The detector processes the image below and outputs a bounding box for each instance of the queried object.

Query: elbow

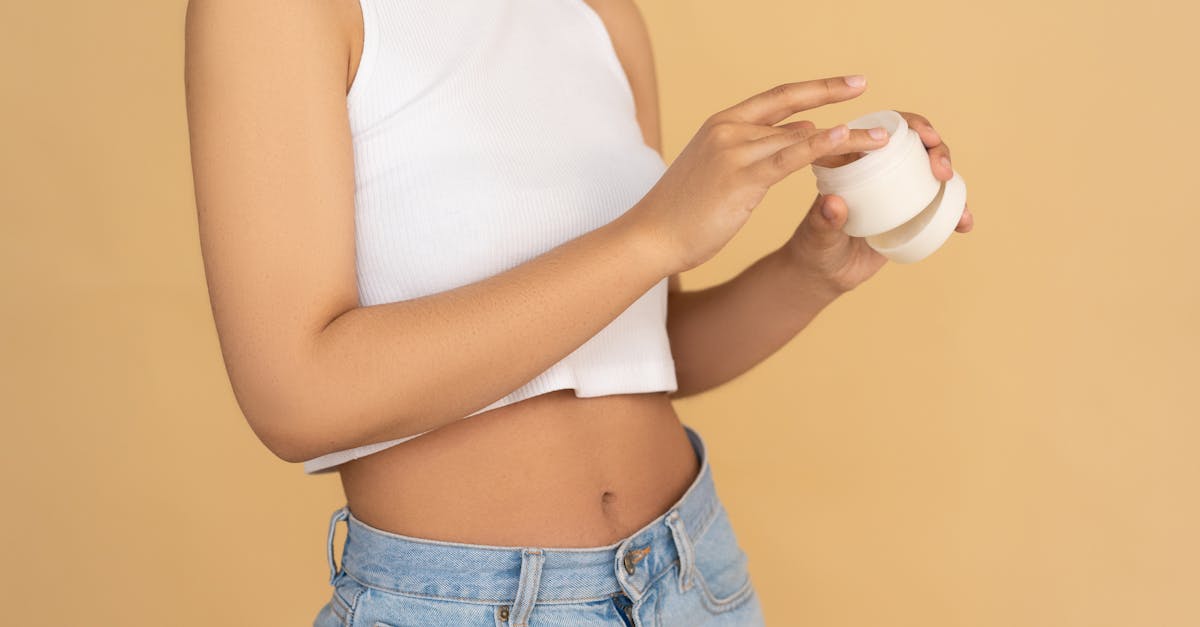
[217,322,363,464]
[229,375,332,464]
[239,400,322,464]
[237,379,400,465]
[259,421,319,464]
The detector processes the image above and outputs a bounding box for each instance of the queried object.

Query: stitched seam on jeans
[330,600,347,622]
[331,589,350,617]
[695,572,755,612]
[345,585,367,627]
[688,502,754,610]
[342,569,623,605]
[649,557,680,590]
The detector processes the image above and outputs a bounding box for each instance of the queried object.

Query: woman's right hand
[625,75,890,275]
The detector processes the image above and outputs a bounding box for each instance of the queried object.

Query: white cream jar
[810,109,967,263]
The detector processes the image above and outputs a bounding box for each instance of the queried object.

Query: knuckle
[809,130,832,150]
[706,121,740,144]
[770,145,790,172]
[768,82,797,101]
[787,128,812,145]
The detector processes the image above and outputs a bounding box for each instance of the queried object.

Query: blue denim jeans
[313,424,765,626]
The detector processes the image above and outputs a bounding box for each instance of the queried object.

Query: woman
[184,0,971,624]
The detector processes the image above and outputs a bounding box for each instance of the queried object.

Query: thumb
[816,194,849,233]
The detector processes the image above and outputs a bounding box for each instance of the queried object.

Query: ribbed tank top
[302,0,678,474]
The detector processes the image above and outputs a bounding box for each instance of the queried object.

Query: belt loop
[510,548,545,626]
[665,510,696,592]
[326,505,350,585]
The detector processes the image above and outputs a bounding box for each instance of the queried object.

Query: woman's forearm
[667,245,844,398]
[268,211,670,462]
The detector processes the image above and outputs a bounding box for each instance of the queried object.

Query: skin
[184,0,972,548]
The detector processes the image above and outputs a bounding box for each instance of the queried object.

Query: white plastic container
[810,109,967,263]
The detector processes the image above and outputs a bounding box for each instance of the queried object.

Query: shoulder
[184,0,356,91]
[580,0,654,58]
[579,0,662,153]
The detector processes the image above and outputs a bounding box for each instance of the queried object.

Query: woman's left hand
[782,111,974,295]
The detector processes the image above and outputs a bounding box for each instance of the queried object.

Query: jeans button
[623,552,636,574]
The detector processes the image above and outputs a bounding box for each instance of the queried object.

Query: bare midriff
[332,0,695,549]
[336,389,701,548]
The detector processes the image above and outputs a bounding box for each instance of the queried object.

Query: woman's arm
[598,0,846,397]
[184,0,672,463]
[666,242,844,397]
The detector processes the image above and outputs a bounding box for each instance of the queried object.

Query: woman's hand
[625,75,891,276]
[783,110,975,294]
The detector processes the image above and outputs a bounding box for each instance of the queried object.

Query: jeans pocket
[689,505,757,615]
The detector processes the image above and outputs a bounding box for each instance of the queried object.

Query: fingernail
[829,125,848,142]
[868,126,887,140]
[843,74,866,87]
[940,156,951,170]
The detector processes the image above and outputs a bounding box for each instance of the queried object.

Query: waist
[336,389,699,547]
[329,421,719,604]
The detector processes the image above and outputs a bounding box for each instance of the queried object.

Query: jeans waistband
[324,423,718,613]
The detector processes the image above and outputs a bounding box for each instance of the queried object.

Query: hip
[315,422,764,627]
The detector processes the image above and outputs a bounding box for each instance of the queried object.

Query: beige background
[2,0,1198,624]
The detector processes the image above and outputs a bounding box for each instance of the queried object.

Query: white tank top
[302,0,678,474]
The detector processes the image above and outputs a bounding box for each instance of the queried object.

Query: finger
[813,147,869,168]
[745,119,816,142]
[714,75,868,126]
[927,143,954,181]
[897,111,954,179]
[815,193,849,232]
[773,119,818,135]
[896,110,942,148]
[739,125,888,164]
[956,205,973,232]
[745,124,885,186]
[702,119,816,146]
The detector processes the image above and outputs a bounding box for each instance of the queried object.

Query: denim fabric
[313,424,764,626]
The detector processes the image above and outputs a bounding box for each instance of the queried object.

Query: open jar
[810,109,967,263]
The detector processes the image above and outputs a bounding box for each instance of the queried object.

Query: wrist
[610,205,684,278]
[774,243,848,302]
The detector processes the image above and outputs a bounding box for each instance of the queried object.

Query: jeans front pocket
[689,505,757,615]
